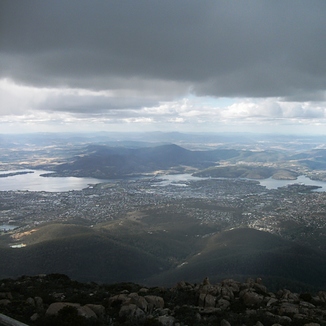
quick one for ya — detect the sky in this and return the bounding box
[1,0,326,135]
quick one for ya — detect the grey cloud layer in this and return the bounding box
[1,0,326,100]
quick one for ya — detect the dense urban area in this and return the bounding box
[1,175,326,251]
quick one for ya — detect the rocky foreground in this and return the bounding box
[0,274,326,326]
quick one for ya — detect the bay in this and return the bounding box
[1,170,326,192]
[0,170,107,192]
[259,175,326,191]
[0,224,18,231]
[155,173,326,191]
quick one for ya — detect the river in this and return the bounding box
[0,170,107,192]
[1,170,326,192]
[259,175,326,191]
[154,173,326,191]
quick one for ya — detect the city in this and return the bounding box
[1,176,326,252]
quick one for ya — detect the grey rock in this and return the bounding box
[46,302,97,319]
[220,319,231,326]
[318,291,326,302]
[109,293,129,306]
[51,292,65,300]
[260,311,281,324]
[221,285,234,300]
[204,293,216,308]
[119,304,145,319]
[0,299,11,305]
[278,302,299,315]
[129,293,148,311]
[154,308,170,316]
[203,277,210,285]
[242,291,264,307]
[293,313,308,320]
[34,296,43,311]
[222,279,240,293]
[199,307,222,314]
[85,304,106,319]
[217,298,230,310]
[266,297,278,307]
[30,313,39,321]
[255,322,264,326]
[26,297,35,306]
[299,301,316,309]
[158,315,175,326]
[198,292,206,307]
[46,302,80,316]
[176,281,187,289]
[75,305,98,319]
[253,282,268,294]
[279,289,299,302]
[145,295,164,311]
[278,315,292,324]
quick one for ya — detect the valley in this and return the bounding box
[1,171,326,291]
[1,133,326,292]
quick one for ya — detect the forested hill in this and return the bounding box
[47,144,240,178]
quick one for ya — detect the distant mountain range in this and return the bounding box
[37,142,317,181]
[3,133,326,180]
[45,144,240,178]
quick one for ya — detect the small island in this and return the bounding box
[280,183,322,192]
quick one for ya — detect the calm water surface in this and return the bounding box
[0,170,107,192]
[156,173,326,191]
[153,174,203,186]
[259,175,326,191]
[0,224,18,231]
[1,170,326,192]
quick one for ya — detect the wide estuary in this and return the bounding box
[1,170,326,192]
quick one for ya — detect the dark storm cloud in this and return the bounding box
[1,0,326,100]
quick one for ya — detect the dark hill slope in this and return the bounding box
[2,225,325,291]
[0,225,169,284]
[51,144,240,178]
[147,228,326,290]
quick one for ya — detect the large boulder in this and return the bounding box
[144,295,164,311]
[157,315,175,326]
[85,304,106,319]
[46,302,80,316]
[278,302,299,316]
[119,303,145,319]
[46,302,97,319]
[129,293,148,311]
[242,291,264,307]
[198,293,216,308]
[34,296,44,312]
[108,293,129,306]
